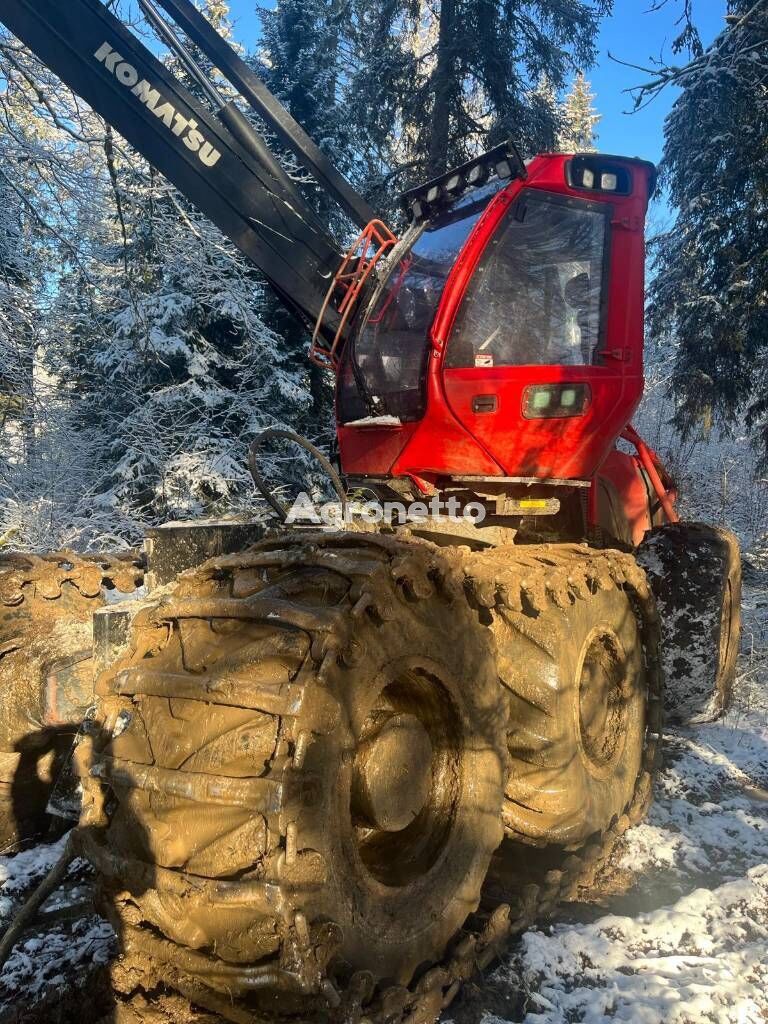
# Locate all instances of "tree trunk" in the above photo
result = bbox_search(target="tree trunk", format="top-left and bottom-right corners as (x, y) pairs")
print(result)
(427, 0), (456, 176)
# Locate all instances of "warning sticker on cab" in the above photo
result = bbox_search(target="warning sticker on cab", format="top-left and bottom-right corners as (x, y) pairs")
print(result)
(475, 354), (494, 367)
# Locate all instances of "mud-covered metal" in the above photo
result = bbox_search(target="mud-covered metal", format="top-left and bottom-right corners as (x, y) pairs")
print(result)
(0, 550), (144, 844)
(144, 520), (266, 590)
(68, 531), (662, 1024)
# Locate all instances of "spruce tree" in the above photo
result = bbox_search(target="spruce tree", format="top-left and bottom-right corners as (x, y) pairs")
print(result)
(0, 11), (318, 545)
(647, 2), (768, 458)
(558, 71), (600, 152)
(258, 0), (354, 202)
(50, 144), (314, 538)
(345, 0), (612, 206)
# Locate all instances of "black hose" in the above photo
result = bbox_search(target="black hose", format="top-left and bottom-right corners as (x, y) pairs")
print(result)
(248, 427), (348, 523)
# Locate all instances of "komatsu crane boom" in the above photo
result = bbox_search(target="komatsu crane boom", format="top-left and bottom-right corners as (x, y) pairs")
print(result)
(1, 0), (377, 336)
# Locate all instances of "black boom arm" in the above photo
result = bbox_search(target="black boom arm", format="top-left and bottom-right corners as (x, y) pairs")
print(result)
(0, 0), (364, 337)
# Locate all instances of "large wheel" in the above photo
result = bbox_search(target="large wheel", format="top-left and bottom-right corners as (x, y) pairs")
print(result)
(80, 534), (507, 1014)
(0, 551), (142, 847)
(471, 546), (653, 848)
(637, 523), (741, 724)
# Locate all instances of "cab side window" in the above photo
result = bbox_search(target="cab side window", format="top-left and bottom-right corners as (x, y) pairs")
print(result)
(445, 193), (610, 369)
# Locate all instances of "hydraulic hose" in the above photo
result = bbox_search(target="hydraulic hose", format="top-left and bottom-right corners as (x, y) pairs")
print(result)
(248, 427), (348, 523)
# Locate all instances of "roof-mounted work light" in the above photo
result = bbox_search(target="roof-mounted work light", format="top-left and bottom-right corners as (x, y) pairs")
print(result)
(400, 139), (527, 223)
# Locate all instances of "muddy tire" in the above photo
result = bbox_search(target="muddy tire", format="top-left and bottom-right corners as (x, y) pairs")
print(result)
(81, 534), (507, 1012)
(637, 523), (741, 724)
(473, 547), (651, 848)
(0, 552), (142, 848)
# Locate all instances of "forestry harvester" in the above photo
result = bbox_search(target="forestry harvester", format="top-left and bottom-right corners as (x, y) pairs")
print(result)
(0, 1), (741, 1020)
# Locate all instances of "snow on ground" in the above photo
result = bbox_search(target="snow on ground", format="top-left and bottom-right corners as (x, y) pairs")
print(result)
(0, 915), (114, 1009)
(0, 834), (115, 1013)
(621, 718), (768, 883)
(0, 834), (69, 919)
(491, 695), (768, 1024)
(511, 868), (768, 1024)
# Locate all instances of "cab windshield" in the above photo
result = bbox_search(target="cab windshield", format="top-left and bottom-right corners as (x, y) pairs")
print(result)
(337, 182), (502, 424)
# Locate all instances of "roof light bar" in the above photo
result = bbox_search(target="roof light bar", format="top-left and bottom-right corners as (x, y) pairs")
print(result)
(400, 140), (526, 224)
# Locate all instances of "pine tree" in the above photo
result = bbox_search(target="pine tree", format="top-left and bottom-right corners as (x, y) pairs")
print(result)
(558, 71), (600, 152)
(647, 2), (768, 460)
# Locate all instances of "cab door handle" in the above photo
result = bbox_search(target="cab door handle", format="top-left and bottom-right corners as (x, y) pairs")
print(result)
(597, 347), (631, 362)
(472, 395), (498, 413)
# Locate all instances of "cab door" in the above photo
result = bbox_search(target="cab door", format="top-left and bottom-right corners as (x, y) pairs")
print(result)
(440, 187), (643, 480)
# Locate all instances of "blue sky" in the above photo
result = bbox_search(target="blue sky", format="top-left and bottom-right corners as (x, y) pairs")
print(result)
(591, 0), (726, 164)
(224, 1), (726, 168)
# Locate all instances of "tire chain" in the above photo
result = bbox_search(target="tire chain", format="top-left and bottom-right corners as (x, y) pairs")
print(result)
(72, 531), (662, 1024)
(0, 549), (145, 609)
